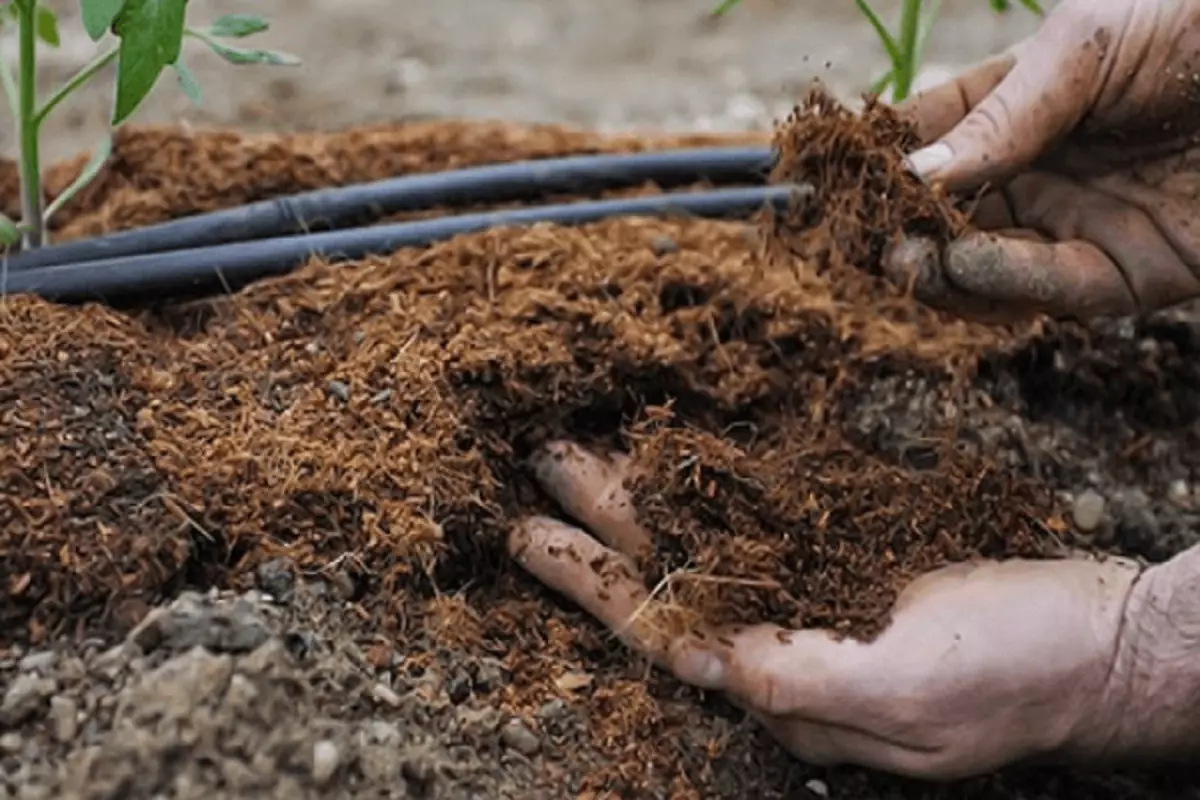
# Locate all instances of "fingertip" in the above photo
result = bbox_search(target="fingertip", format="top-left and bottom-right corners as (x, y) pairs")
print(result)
(882, 235), (945, 298)
(903, 142), (953, 185)
(667, 637), (730, 691)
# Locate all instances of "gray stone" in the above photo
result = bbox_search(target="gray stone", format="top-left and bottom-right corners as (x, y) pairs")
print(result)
(1071, 489), (1106, 532)
(311, 740), (340, 785)
(48, 696), (79, 742)
(499, 718), (540, 756)
(1, 674), (56, 726)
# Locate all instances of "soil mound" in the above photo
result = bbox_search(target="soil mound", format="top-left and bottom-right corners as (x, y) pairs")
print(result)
(2, 113), (1199, 798)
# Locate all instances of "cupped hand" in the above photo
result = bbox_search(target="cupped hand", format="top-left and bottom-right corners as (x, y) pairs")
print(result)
(885, 0), (1200, 322)
(508, 440), (1144, 780)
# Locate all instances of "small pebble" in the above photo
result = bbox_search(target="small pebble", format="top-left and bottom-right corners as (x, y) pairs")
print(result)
(1168, 479), (1191, 507)
(48, 696), (78, 742)
(537, 699), (567, 721)
(805, 779), (829, 797)
(649, 234), (678, 256)
(311, 740), (341, 785)
(370, 683), (402, 708)
(499, 718), (541, 756)
(254, 558), (295, 602)
(327, 380), (350, 403)
(0, 732), (22, 753)
(1072, 489), (1106, 532)
(1, 674), (56, 726)
(17, 651), (57, 675)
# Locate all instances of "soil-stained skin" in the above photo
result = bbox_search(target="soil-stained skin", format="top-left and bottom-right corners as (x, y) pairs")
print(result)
(2, 0), (1045, 162)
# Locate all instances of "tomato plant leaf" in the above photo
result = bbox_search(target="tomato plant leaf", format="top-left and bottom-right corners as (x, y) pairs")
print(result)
(35, 4), (60, 47)
(208, 12), (268, 38)
(201, 38), (299, 67)
(172, 60), (201, 105)
(0, 212), (19, 247)
(110, 0), (187, 124)
(80, 0), (125, 41)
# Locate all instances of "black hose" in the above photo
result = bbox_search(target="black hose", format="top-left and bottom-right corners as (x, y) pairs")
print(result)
(9, 146), (776, 272)
(3, 184), (806, 306)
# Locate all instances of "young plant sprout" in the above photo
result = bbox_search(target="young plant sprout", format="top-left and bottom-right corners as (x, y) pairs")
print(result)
(0, 1), (300, 250)
(711, 0), (1043, 102)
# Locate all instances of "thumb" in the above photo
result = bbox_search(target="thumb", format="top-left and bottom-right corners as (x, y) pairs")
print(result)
(666, 624), (870, 724)
(906, 18), (1102, 191)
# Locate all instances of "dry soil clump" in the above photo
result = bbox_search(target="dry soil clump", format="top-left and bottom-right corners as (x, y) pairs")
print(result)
(2, 116), (1198, 799)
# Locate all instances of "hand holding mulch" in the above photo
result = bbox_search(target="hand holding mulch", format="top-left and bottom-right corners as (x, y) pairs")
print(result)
(884, 0), (1200, 322)
(508, 440), (1200, 780)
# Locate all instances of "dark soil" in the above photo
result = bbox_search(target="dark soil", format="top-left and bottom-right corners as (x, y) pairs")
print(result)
(3, 115), (1200, 799)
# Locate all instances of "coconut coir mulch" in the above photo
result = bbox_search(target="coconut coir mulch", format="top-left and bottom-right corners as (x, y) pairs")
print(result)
(2, 101), (1196, 798)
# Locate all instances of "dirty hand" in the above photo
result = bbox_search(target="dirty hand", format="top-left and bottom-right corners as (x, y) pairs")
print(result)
(508, 440), (1200, 780)
(886, 0), (1200, 322)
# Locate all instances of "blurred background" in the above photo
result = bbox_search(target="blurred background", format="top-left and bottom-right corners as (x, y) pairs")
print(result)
(1, 0), (1049, 163)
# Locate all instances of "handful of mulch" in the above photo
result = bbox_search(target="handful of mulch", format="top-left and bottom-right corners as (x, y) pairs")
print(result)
(767, 85), (973, 276)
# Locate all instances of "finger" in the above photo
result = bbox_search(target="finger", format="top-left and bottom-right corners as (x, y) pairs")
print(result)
(905, 8), (1104, 191)
(1000, 172), (1199, 313)
(938, 230), (1138, 319)
(666, 623), (875, 729)
(530, 440), (653, 560)
(893, 52), (1015, 146)
(882, 236), (1039, 323)
(508, 515), (669, 659)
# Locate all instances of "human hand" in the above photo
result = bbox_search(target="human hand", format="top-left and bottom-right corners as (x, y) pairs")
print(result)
(884, 0), (1200, 322)
(506, 440), (1199, 780)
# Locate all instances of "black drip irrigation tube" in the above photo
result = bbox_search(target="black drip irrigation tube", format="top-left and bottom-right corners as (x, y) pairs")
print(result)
(8, 146), (776, 271)
(1, 145), (806, 307)
(4, 185), (808, 305)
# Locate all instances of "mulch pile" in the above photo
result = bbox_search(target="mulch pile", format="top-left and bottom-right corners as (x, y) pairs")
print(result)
(0, 105), (1189, 797)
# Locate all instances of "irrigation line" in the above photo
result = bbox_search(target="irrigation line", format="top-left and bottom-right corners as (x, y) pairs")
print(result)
(4, 184), (808, 306)
(7, 146), (776, 272)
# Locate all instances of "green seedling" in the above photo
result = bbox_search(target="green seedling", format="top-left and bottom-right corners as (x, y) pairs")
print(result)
(0, 2), (300, 250)
(710, 0), (1043, 103)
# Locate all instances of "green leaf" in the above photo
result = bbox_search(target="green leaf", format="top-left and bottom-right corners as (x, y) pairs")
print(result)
(0, 212), (19, 247)
(80, 0), (125, 40)
(854, 0), (902, 72)
(710, 0), (742, 15)
(36, 4), (60, 47)
(172, 60), (201, 105)
(110, 0), (187, 125)
(1018, 0), (1044, 14)
(201, 38), (299, 67)
(207, 12), (268, 38)
(42, 135), (112, 223)
(868, 70), (894, 97)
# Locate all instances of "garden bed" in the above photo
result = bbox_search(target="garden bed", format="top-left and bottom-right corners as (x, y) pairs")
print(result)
(2, 109), (1200, 799)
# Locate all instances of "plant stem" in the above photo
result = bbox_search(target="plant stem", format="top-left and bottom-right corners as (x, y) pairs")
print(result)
(16, 0), (43, 248)
(893, 0), (924, 101)
(35, 46), (117, 126)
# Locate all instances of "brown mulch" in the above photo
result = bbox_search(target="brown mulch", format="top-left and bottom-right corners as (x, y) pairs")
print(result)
(0, 104), (1189, 798)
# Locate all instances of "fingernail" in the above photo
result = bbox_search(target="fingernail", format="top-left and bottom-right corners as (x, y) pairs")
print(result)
(673, 648), (726, 689)
(904, 143), (952, 181)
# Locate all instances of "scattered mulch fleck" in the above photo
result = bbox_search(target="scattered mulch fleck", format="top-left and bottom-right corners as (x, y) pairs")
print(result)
(2, 116), (1198, 799)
